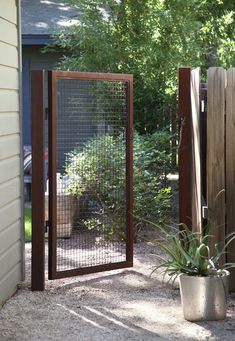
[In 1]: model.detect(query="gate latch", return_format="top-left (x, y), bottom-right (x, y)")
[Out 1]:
top-left (45, 220), bottom-right (49, 233)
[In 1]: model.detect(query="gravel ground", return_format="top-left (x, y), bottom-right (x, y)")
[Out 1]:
top-left (0, 241), bottom-right (235, 341)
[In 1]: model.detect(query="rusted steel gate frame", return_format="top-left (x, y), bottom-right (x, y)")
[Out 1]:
top-left (48, 71), bottom-right (134, 280)
top-left (31, 70), bottom-right (45, 291)
top-left (31, 70), bottom-right (134, 289)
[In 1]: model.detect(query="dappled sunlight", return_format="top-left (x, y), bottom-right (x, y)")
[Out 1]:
top-left (85, 306), bottom-right (138, 333)
top-left (22, 0), bottom-right (80, 36)
top-left (174, 322), bottom-right (214, 340)
top-left (56, 303), bottom-right (106, 330)
top-left (86, 304), bottom-right (215, 340)
top-left (35, 22), bottom-right (48, 28)
top-left (112, 271), bottom-right (153, 289)
top-left (19, 243), bottom-right (235, 341)
top-left (122, 301), bottom-right (180, 324)
top-left (111, 302), bottom-right (215, 340)
top-left (57, 19), bottom-right (80, 27)
top-left (54, 302), bottom-right (161, 339)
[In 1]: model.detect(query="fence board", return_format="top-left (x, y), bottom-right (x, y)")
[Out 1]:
top-left (226, 68), bottom-right (235, 290)
top-left (191, 68), bottom-right (202, 233)
top-left (207, 68), bottom-right (226, 258)
top-left (200, 83), bottom-right (207, 208)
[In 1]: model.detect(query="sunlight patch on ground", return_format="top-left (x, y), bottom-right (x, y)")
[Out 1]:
top-left (123, 301), bottom-right (179, 324)
top-left (84, 306), bottom-right (138, 333)
top-left (120, 301), bottom-right (213, 340)
top-left (56, 303), bottom-right (106, 330)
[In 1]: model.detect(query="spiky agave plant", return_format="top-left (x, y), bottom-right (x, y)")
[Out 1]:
top-left (149, 222), bottom-right (235, 283)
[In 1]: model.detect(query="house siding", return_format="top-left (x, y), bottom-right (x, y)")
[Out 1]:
top-left (0, 0), bottom-right (23, 306)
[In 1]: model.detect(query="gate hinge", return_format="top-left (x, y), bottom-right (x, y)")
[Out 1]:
top-left (202, 206), bottom-right (208, 220)
top-left (45, 220), bottom-right (50, 233)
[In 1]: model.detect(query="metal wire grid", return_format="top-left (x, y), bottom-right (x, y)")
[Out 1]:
top-left (55, 78), bottom-right (128, 271)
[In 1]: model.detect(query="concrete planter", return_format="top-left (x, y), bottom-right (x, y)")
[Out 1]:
top-left (179, 271), bottom-right (230, 321)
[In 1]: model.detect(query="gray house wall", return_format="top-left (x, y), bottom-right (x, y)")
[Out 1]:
top-left (22, 45), bottom-right (62, 145)
top-left (21, 0), bottom-right (78, 146)
top-left (0, 0), bottom-right (24, 306)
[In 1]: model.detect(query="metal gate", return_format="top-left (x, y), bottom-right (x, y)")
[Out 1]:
top-left (31, 71), bottom-right (133, 288)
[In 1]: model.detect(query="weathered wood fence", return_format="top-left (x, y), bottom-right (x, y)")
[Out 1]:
top-left (179, 67), bottom-right (235, 291)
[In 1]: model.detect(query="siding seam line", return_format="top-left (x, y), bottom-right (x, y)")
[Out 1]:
top-left (0, 261), bottom-right (22, 286)
top-left (0, 197), bottom-right (21, 212)
top-left (0, 39), bottom-right (18, 48)
top-left (0, 238), bottom-right (21, 258)
top-left (0, 16), bottom-right (17, 26)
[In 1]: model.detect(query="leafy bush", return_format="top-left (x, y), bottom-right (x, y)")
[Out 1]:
top-left (65, 131), bottom-right (172, 239)
top-left (48, 1), bottom-right (235, 135)
top-left (133, 131), bottom-right (172, 224)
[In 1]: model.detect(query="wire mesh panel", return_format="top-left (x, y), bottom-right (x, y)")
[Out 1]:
top-left (48, 71), bottom-right (133, 279)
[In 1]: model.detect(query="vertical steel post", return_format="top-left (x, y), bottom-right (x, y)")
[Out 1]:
top-left (178, 68), bottom-right (193, 229)
top-left (31, 70), bottom-right (45, 291)
top-left (126, 77), bottom-right (134, 263)
top-left (48, 71), bottom-right (57, 280)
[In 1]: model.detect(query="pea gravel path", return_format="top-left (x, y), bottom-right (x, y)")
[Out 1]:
top-left (0, 242), bottom-right (235, 341)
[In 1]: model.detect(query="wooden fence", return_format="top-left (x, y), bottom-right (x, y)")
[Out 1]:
top-left (179, 67), bottom-right (235, 291)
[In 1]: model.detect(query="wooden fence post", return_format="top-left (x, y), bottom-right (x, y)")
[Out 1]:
top-left (226, 68), bottom-right (235, 290)
top-left (207, 67), bottom-right (226, 259)
top-left (178, 68), bottom-right (193, 229)
top-left (178, 67), bottom-right (202, 232)
top-left (191, 68), bottom-right (202, 233)
top-left (200, 83), bottom-right (207, 211)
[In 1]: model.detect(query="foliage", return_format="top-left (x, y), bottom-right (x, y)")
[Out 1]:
top-left (25, 207), bottom-right (32, 242)
top-left (65, 131), bottom-right (172, 238)
top-left (133, 131), bottom-right (172, 223)
top-left (150, 221), bottom-right (235, 281)
top-left (48, 0), bottom-right (235, 133)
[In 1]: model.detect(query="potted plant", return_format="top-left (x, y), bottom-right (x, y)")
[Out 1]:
top-left (150, 221), bottom-right (235, 321)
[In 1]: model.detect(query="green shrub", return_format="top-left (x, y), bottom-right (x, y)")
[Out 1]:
top-left (133, 132), bottom-right (172, 223)
top-left (65, 131), bottom-right (172, 239)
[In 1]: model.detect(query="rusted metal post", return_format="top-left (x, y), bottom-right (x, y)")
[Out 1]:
top-left (178, 68), bottom-right (192, 229)
top-left (31, 70), bottom-right (45, 291)
top-left (48, 70), bottom-right (57, 280)
top-left (126, 76), bottom-right (134, 263)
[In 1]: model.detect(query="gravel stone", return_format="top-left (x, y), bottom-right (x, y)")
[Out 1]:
top-left (0, 242), bottom-right (234, 341)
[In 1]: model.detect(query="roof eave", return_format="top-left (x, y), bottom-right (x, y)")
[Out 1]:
top-left (22, 34), bottom-right (52, 46)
